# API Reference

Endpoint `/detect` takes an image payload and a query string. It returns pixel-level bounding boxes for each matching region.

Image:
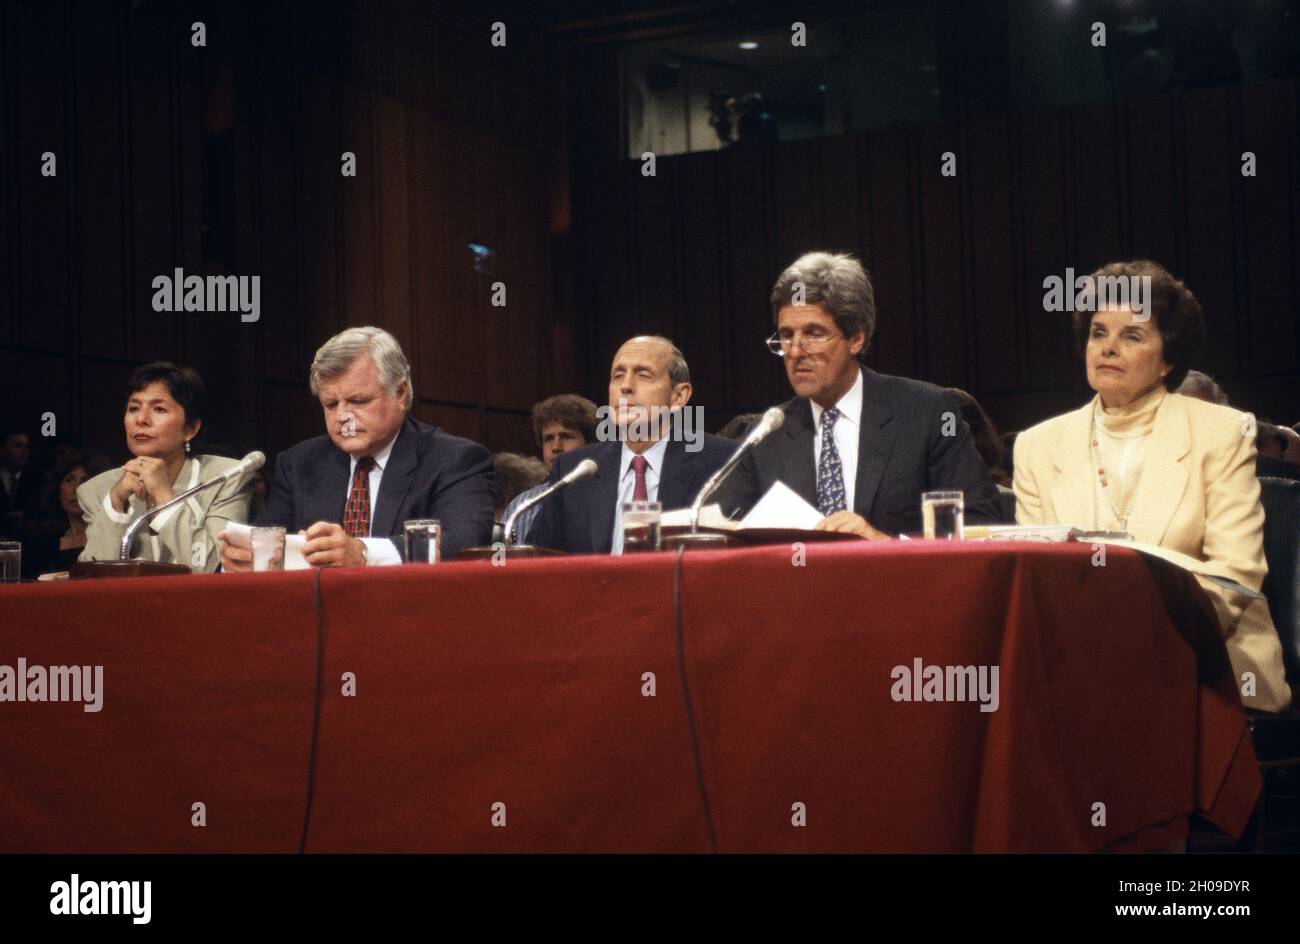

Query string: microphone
[687,406,784,531]
[118,451,266,560]
[503,457,597,545]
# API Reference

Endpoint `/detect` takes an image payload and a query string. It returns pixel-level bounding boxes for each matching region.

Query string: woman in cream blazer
[1015,261,1291,712]
[77,363,254,572]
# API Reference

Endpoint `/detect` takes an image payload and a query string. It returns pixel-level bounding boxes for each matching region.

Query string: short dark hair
[1070,260,1205,391]
[1257,422,1288,457]
[946,388,1005,478]
[532,394,598,448]
[125,362,206,428]
[0,424,26,445]
[492,452,547,513]
[717,413,763,442]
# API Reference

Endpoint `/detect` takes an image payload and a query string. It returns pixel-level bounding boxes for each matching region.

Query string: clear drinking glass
[0,541,20,582]
[404,519,442,563]
[922,491,964,540]
[250,527,286,572]
[621,501,662,554]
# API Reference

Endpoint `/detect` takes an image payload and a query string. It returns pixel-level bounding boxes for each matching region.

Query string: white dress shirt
[347,435,402,566]
[611,437,669,555]
[809,367,863,513]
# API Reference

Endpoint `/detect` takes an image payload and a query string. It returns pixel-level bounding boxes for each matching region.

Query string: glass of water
[0,541,20,582]
[404,519,442,563]
[922,490,964,540]
[250,527,286,572]
[621,501,662,554]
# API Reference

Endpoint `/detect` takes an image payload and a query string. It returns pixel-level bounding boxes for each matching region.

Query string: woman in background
[20,451,108,577]
[78,362,254,571]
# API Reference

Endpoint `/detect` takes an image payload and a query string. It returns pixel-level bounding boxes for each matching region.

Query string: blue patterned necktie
[816,407,847,516]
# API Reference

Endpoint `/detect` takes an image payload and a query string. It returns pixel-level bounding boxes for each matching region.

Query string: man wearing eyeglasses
[714,251,1002,537]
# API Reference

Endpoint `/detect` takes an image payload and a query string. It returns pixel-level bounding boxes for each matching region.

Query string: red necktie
[343,456,375,537]
[630,455,649,502]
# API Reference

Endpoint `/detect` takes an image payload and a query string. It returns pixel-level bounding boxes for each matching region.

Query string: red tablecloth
[0,542,1259,852]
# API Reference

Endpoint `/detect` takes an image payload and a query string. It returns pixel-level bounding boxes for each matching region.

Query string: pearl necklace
[1090,405,1139,533]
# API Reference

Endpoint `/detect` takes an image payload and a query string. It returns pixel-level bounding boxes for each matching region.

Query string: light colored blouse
[1090,384,1167,531]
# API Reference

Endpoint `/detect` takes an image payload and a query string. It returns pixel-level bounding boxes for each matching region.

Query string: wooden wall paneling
[864,130,918,379]
[1181,87,1240,382]
[254,65,303,384]
[676,152,727,415]
[770,138,820,270]
[1238,79,1297,376]
[1069,100,1123,273]
[437,115,481,409]
[630,152,677,339]
[818,135,864,260]
[916,123,965,386]
[481,408,535,457]
[724,144,780,409]
[15,0,72,353]
[0,349,70,453]
[472,129,516,411]
[374,95,414,356]
[261,380,325,462]
[339,84,378,326]
[79,359,134,463]
[0,0,13,342]
[73,0,127,362]
[408,110,455,404]
[967,113,1018,393]
[1124,94,1180,271]
[125,2,179,364]
[298,74,342,352]
[414,401,482,446]
[1017,109,1073,394]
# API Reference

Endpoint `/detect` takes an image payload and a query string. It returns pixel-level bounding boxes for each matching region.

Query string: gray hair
[631,335,691,387]
[771,251,876,361]
[309,326,413,410]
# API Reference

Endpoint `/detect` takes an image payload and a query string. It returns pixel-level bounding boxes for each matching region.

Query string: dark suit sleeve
[711,448,760,521]
[527,463,565,551]
[930,390,1003,525]
[254,449,298,529]
[427,439,494,559]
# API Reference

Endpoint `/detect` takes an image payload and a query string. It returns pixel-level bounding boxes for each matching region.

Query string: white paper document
[660,480,824,532]
[222,521,310,570]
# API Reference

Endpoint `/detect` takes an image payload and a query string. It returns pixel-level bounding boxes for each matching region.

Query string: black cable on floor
[298,566,327,853]
[673,546,719,853]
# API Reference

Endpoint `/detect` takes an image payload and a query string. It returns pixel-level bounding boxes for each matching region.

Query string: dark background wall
[3,0,1298,477]
[1,0,569,467]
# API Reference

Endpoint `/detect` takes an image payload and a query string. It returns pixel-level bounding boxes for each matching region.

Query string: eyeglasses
[766,332,842,356]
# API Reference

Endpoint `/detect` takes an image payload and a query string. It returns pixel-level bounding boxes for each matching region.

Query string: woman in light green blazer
[77,363,254,572]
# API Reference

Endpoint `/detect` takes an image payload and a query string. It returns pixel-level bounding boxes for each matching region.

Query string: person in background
[717,413,763,442]
[946,388,1010,488]
[1014,260,1290,712]
[78,363,255,570]
[493,452,547,542]
[21,451,109,577]
[1256,421,1300,481]
[1176,369,1229,406]
[501,394,598,544]
[0,425,43,538]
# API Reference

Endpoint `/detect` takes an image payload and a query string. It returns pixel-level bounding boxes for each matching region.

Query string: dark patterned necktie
[816,408,847,516]
[342,456,375,538]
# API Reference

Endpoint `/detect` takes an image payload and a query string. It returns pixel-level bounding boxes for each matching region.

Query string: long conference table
[0,540,1260,853]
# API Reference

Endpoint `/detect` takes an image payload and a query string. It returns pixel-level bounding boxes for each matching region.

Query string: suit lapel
[588,441,622,552]
[371,419,418,539]
[1125,394,1190,546]
[309,445,352,528]
[656,439,691,509]
[1047,403,1096,527]
[779,399,818,507]
[854,369,897,518]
